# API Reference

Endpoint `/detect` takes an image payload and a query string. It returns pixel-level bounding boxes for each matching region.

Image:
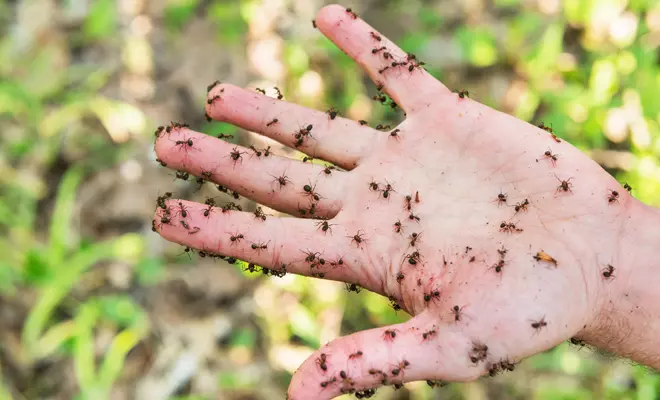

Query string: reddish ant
[316,353,328,371]
[315,220,334,234]
[349,230,367,247]
[177,201,190,218]
[390,360,410,378]
[368,180,379,191]
[451,305,465,321]
[217,133,234,140]
[345,7,357,18]
[409,232,421,246]
[393,220,403,233]
[530,317,548,332]
[228,147,247,166]
[370,31,382,41]
[408,61,425,71]
[248,145,262,157]
[302,182,321,201]
[607,190,619,204]
[270,172,291,190]
[533,250,558,267]
[415,191,420,203]
[405,251,421,265]
[423,289,440,303]
[404,195,413,211]
[490,259,505,273]
[348,351,363,359]
[602,264,615,279]
[250,240,269,252]
[383,329,398,342]
[326,108,339,120]
[514,198,530,213]
[409,213,420,222]
[378,65,390,74]
[266,118,278,127]
[329,256,344,268]
[542,148,559,166]
[302,249,320,263]
[499,221,523,233]
[229,232,244,244]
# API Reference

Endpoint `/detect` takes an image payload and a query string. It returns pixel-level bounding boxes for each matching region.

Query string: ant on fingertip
[607,190,619,204]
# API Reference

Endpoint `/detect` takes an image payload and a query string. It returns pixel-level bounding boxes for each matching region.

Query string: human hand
[153,4,647,399]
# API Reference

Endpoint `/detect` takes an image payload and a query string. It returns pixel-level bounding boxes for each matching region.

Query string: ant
[396,272,405,283]
[302,182,322,201]
[348,351,363,359]
[248,145,262,157]
[263,146,272,157]
[372,46,386,54]
[156,192,173,210]
[320,377,336,388]
[404,195,413,211]
[274,86,283,100]
[495,191,507,206]
[312,19,317,28]
[177,201,190,218]
[390,360,410,378]
[253,206,267,221]
[345,7,357,19]
[607,189,619,204]
[469,342,488,364]
[542,148,559,166]
[378,65,390,74]
[602,264,615,279]
[422,329,437,341]
[498,245,508,257]
[302,249,320,263]
[375,124,391,131]
[329,256,344,268]
[321,165,335,175]
[499,221,523,233]
[229,232,244,244]
[389,129,401,140]
[370,31,382,41]
[221,202,242,213]
[188,226,200,235]
[393,220,403,233]
[368,180,379,191]
[155,158,167,167]
[490,259,505,273]
[406,251,421,265]
[451,305,465,321]
[539,123,562,143]
[243,263,261,274]
[358,120,368,126]
[454,89,470,98]
[204,112,212,122]
[266,118,278,127]
[423,290,440,303]
[154,126,165,138]
[250,241,269,252]
[315,220,334,234]
[345,283,362,293]
[408,61,426,71]
[533,250,558,267]
[228,147,247,166]
[207,95,220,105]
[383,329,398,342]
[217,133,234,140]
[270,172,291,190]
[255,88,266,94]
[174,171,189,181]
[207,80,220,93]
[349,230,367,247]
[530,317,548,332]
[623,182,632,192]
[316,353,328,371]
[409,213,420,222]
[326,108,339,120]
[514,198,530,213]
[409,232,421,246]
[179,220,190,230]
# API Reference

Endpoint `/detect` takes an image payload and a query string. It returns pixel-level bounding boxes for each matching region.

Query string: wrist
[582,200,660,369]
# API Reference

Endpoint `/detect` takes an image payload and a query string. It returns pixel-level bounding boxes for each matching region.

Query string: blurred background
[1,0,660,399]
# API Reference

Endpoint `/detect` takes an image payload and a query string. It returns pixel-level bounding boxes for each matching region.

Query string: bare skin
[153,4,660,399]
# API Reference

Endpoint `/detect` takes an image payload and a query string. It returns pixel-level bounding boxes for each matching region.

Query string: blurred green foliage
[1,0,660,399]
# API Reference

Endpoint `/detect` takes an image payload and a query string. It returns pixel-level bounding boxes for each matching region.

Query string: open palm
[154,4,631,399]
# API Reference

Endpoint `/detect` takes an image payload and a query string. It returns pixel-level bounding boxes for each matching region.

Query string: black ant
[500,221,523,233]
[409,232,421,246]
[423,289,440,303]
[320,377,336,388]
[393,220,403,233]
[266,118,278,127]
[451,305,465,321]
[531,317,548,332]
[204,112,212,122]
[498,245,508,257]
[358,120,368,125]
[514,198,530,213]
[389,129,401,140]
[302,249,320,263]
[316,353,328,371]
[345,7,357,18]
[248,145,262,157]
[312,19,317,28]
[217,133,234,140]
[422,329,437,341]
[469,342,488,364]
[378,65,390,74]
[156,158,167,167]
[154,126,165,138]
[207,95,220,104]
[491,259,505,273]
[243,263,261,274]
[255,88,266,94]
[623,182,632,192]
[321,165,335,175]
[380,180,395,198]
[315,220,334,234]
[274,86,283,100]
[302,156,314,163]
[370,31,381,41]
[602,264,615,279]
[368,180,379,191]
[349,230,367,247]
[409,213,420,222]
[542,148,559,166]
[229,233,244,244]
[383,329,398,342]
[228,147,247,166]
[156,192,173,210]
[390,360,410,377]
[250,240,269,252]
[329,256,344,268]
[326,108,339,120]
[263,146,272,157]
[348,351,363,360]
[607,190,619,204]
[404,195,413,211]
[253,206,267,221]
[555,175,574,194]
[372,46,386,54]
[174,171,189,181]
[207,80,221,93]
[177,201,190,218]
[396,272,405,283]
[495,191,507,206]
[375,124,391,131]
[221,202,242,213]
[406,251,421,265]
[302,182,321,201]
[345,283,362,293]
[455,89,470,98]
[179,220,190,230]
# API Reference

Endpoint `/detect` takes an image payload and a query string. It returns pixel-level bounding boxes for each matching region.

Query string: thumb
[287,312,489,399]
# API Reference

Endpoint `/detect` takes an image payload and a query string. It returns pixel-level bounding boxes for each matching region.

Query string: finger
[155,125,345,219]
[314,4,449,113]
[154,200,368,286]
[205,83,378,169]
[287,315,500,400]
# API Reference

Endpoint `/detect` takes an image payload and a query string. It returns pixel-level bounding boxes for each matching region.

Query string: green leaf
[83,0,117,41]
[164,0,200,32]
[47,166,85,265]
[455,26,498,67]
